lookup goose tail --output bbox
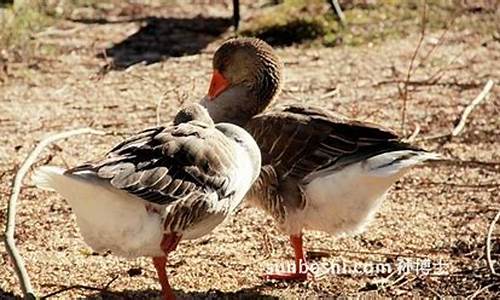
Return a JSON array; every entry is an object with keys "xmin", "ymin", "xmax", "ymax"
[
  {"xmin": 32, "ymin": 166, "xmax": 67, "ymax": 191},
  {"xmin": 365, "ymin": 150, "xmax": 442, "ymax": 177}
]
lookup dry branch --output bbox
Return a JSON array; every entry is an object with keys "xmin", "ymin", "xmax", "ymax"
[
  {"xmin": 4, "ymin": 128, "xmax": 105, "ymax": 300},
  {"xmin": 419, "ymin": 182, "xmax": 499, "ymax": 189},
  {"xmin": 416, "ymin": 79, "xmax": 495, "ymax": 143},
  {"xmin": 419, "ymin": 14, "xmax": 457, "ymax": 66},
  {"xmin": 319, "ymin": 89, "xmax": 338, "ymax": 100},
  {"xmin": 452, "ymin": 79, "xmax": 494, "ymax": 136},
  {"xmin": 486, "ymin": 210, "xmax": 500, "ymax": 277},
  {"xmin": 468, "ymin": 283, "xmax": 499, "ymax": 300},
  {"xmin": 404, "ymin": 123, "xmax": 421, "ymax": 142},
  {"xmin": 310, "ymin": 247, "xmax": 433, "ymax": 260},
  {"xmin": 328, "ymin": 0, "xmax": 347, "ymax": 26},
  {"xmin": 425, "ymin": 159, "xmax": 500, "ymax": 172},
  {"xmin": 401, "ymin": 0, "xmax": 427, "ymax": 135},
  {"xmin": 122, "ymin": 71, "xmax": 181, "ymax": 127},
  {"xmin": 156, "ymin": 90, "xmax": 170, "ymax": 127},
  {"xmin": 41, "ymin": 274, "xmax": 119, "ymax": 299}
]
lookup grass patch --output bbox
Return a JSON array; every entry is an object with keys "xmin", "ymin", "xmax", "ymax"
[
  {"xmin": 0, "ymin": 0, "xmax": 116, "ymax": 60},
  {"xmin": 240, "ymin": 0, "xmax": 335, "ymax": 46},
  {"xmin": 0, "ymin": 1, "xmax": 56, "ymax": 59},
  {"xmin": 240, "ymin": 0, "xmax": 499, "ymax": 47}
]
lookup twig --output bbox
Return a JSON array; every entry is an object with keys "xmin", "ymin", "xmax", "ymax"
[
  {"xmin": 486, "ymin": 210, "xmax": 500, "ymax": 277},
  {"xmin": 375, "ymin": 79, "xmax": 481, "ymax": 90},
  {"xmin": 452, "ymin": 79, "xmax": 494, "ymax": 136},
  {"xmin": 282, "ymin": 90, "xmax": 304, "ymax": 103},
  {"xmin": 103, "ymin": 274, "xmax": 119, "ymax": 290},
  {"xmin": 415, "ymin": 79, "xmax": 495, "ymax": 143},
  {"xmin": 262, "ymin": 231, "xmax": 273, "ymax": 258},
  {"xmin": 156, "ymin": 95, "xmax": 164, "ymax": 126},
  {"xmin": 124, "ymin": 71, "xmax": 164, "ymax": 93},
  {"xmin": 425, "ymin": 286, "xmax": 443, "ymax": 298},
  {"xmin": 319, "ymin": 89, "xmax": 338, "ymax": 100},
  {"xmin": 232, "ymin": 0, "xmax": 240, "ymax": 30},
  {"xmin": 35, "ymin": 26, "xmax": 81, "ymax": 38},
  {"xmin": 310, "ymin": 247, "xmax": 433, "ymax": 260},
  {"xmin": 422, "ymin": 49, "xmax": 467, "ymax": 87},
  {"xmin": 156, "ymin": 88, "xmax": 177, "ymax": 126},
  {"xmin": 174, "ymin": 88, "xmax": 189, "ymax": 108},
  {"xmin": 419, "ymin": 15, "xmax": 457, "ymax": 65},
  {"xmin": 468, "ymin": 283, "xmax": 498, "ymax": 300},
  {"xmin": 393, "ymin": 274, "xmax": 414, "ymax": 289},
  {"xmin": 241, "ymin": 229, "xmax": 273, "ymax": 266},
  {"xmin": 328, "ymin": 0, "xmax": 347, "ymax": 27},
  {"xmin": 414, "ymin": 132, "xmax": 450, "ymax": 142},
  {"xmin": 122, "ymin": 71, "xmax": 180, "ymax": 126},
  {"xmin": 41, "ymin": 274, "xmax": 119, "ymax": 299},
  {"xmin": 360, "ymin": 270, "xmax": 397, "ymax": 290},
  {"xmin": 419, "ymin": 182, "xmax": 499, "ymax": 189},
  {"xmin": 4, "ymin": 128, "xmax": 105, "ymax": 300},
  {"xmin": 423, "ymin": 158, "xmax": 500, "ymax": 171},
  {"xmin": 404, "ymin": 123, "xmax": 420, "ymax": 142},
  {"xmin": 401, "ymin": 0, "xmax": 427, "ymax": 135}
]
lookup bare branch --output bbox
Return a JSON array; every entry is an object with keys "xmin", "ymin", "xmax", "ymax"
[
  {"xmin": 419, "ymin": 15, "xmax": 457, "ymax": 65},
  {"xmin": 156, "ymin": 87, "xmax": 180, "ymax": 126},
  {"xmin": 416, "ymin": 79, "xmax": 495, "ymax": 143},
  {"xmin": 401, "ymin": 0, "xmax": 427, "ymax": 135},
  {"xmin": 452, "ymin": 79, "xmax": 494, "ymax": 136},
  {"xmin": 468, "ymin": 283, "xmax": 499, "ymax": 300},
  {"xmin": 418, "ymin": 182, "xmax": 499, "ymax": 189},
  {"xmin": 423, "ymin": 158, "xmax": 500, "ymax": 171},
  {"xmin": 328, "ymin": 0, "xmax": 347, "ymax": 27},
  {"xmin": 318, "ymin": 88, "xmax": 338, "ymax": 100},
  {"xmin": 486, "ymin": 210, "xmax": 500, "ymax": 277},
  {"xmin": 4, "ymin": 128, "xmax": 105, "ymax": 300},
  {"xmin": 40, "ymin": 274, "xmax": 120, "ymax": 299},
  {"xmin": 414, "ymin": 132, "xmax": 451, "ymax": 142},
  {"xmin": 404, "ymin": 123, "xmax": 421, "ymax": 142}
]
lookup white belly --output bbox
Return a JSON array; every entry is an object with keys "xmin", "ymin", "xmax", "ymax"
[
  {"xmin": 72, "ymin": 184, "xmax": 165, "ymax": 258},
  {"xmin": 39, "ymin": 169, "xmax": 166, "ymax": 257},
  {"xmin": 302, "ymin": 161, "xmax": 405, "ymax": 236}
]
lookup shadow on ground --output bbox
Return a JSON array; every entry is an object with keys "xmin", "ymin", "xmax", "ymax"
[
  {"xmin": 80, "ymin": 284, "xmax": 278, "ymax": 300},
  {"xmin": 0, "ymin": 285, "xmax": 278, "ymax": 300},
  {"xmin": 5, "ymin": 281, "xmax": 280, "ymax": 300},
  {"xmin": 72, "ymin": 16, "xmax": 232, "ymax": 70},
  {"xmin": 0, "ymin": 287, "xmax": 55, "ymax": 300},
  {"xmin": 0, "ymin": 289, "xmax": 21, "ymax": 300},
  {"xmin": 1, "ymin": 288, "xmax": 278, "ymax": 300}
]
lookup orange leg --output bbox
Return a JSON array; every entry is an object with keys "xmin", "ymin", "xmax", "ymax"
[
  {"xmin": 153, "ymin": 233, "xmax": 182, "ymax": 300},
  {"xmin": 264, "ymin": 233, "xmax": 308, "ymax": 281}
]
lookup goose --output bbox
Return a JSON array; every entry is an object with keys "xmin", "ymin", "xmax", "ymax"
[
  {"xmin": 32, "ymin": 103, "xmax": 262, "ymax": 299},
  {"xmin": 200, "ymin": 38, "xmax": 440, "ymax": 281}
]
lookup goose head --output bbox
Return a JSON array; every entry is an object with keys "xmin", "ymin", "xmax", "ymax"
[
  {"xmin": 173, "ymin": 103, "xmax": 214, "ymax": 126},
  {"xmin": 200, "ymin": 38, "xmax": 283, "ymax": 127}
]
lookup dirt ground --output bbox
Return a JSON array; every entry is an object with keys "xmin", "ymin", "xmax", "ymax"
[{"xmin": 1, "ymin": 1, "xmax": 499, "ymax": 299}]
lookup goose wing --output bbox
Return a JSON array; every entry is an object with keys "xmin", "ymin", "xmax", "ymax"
[
  {"xmin": 66, "ymin": 121, "xmax": 238, "ymax": 205},
  {"xmin": 246, "ymin": 104, "xmax": 416, "ymax": 183}
]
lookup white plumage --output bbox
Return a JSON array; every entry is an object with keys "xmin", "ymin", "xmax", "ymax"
[
  {"xmin": 303, "ymin": 150, "xmax": 441, "ymax": 236},
  {"xmin": 31, "ymin": 104, "xmax": 262, "ymax": 299},
  {"xmin": 33, "ymin": 166, "xmax": 166, "ymax": 257}
]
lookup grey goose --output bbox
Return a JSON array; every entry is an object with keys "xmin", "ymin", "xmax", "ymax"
[
  {"xmin": 200, "ymin": 38, "xmax": 440, "ymax": 280},
  {"xmin": 33, "ymin": 104, "xmax": 262, "ymax": 299}
]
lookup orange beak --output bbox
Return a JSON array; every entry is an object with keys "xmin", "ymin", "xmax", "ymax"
[{"xmin": 207, "ymin": 69, "xmax": 230, "ymax": 100}]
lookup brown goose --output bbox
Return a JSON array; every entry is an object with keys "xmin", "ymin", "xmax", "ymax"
[
  {"xmin": 200, "ymin": 38, "xmax": 440, "ymax": 280},
  {"xmin": 33, "ymin": 104, "xmax": 261, "ymax": 299}
]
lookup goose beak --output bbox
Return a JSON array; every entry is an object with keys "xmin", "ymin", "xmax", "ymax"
[{"xmin": 207, "ymin": 69, "xmax": 230, "ymax": 100}]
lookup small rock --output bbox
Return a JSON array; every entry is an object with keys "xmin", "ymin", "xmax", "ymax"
[{"xmin": 127, "ymin": 267, "xmax": 142, "ymax": 277}]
